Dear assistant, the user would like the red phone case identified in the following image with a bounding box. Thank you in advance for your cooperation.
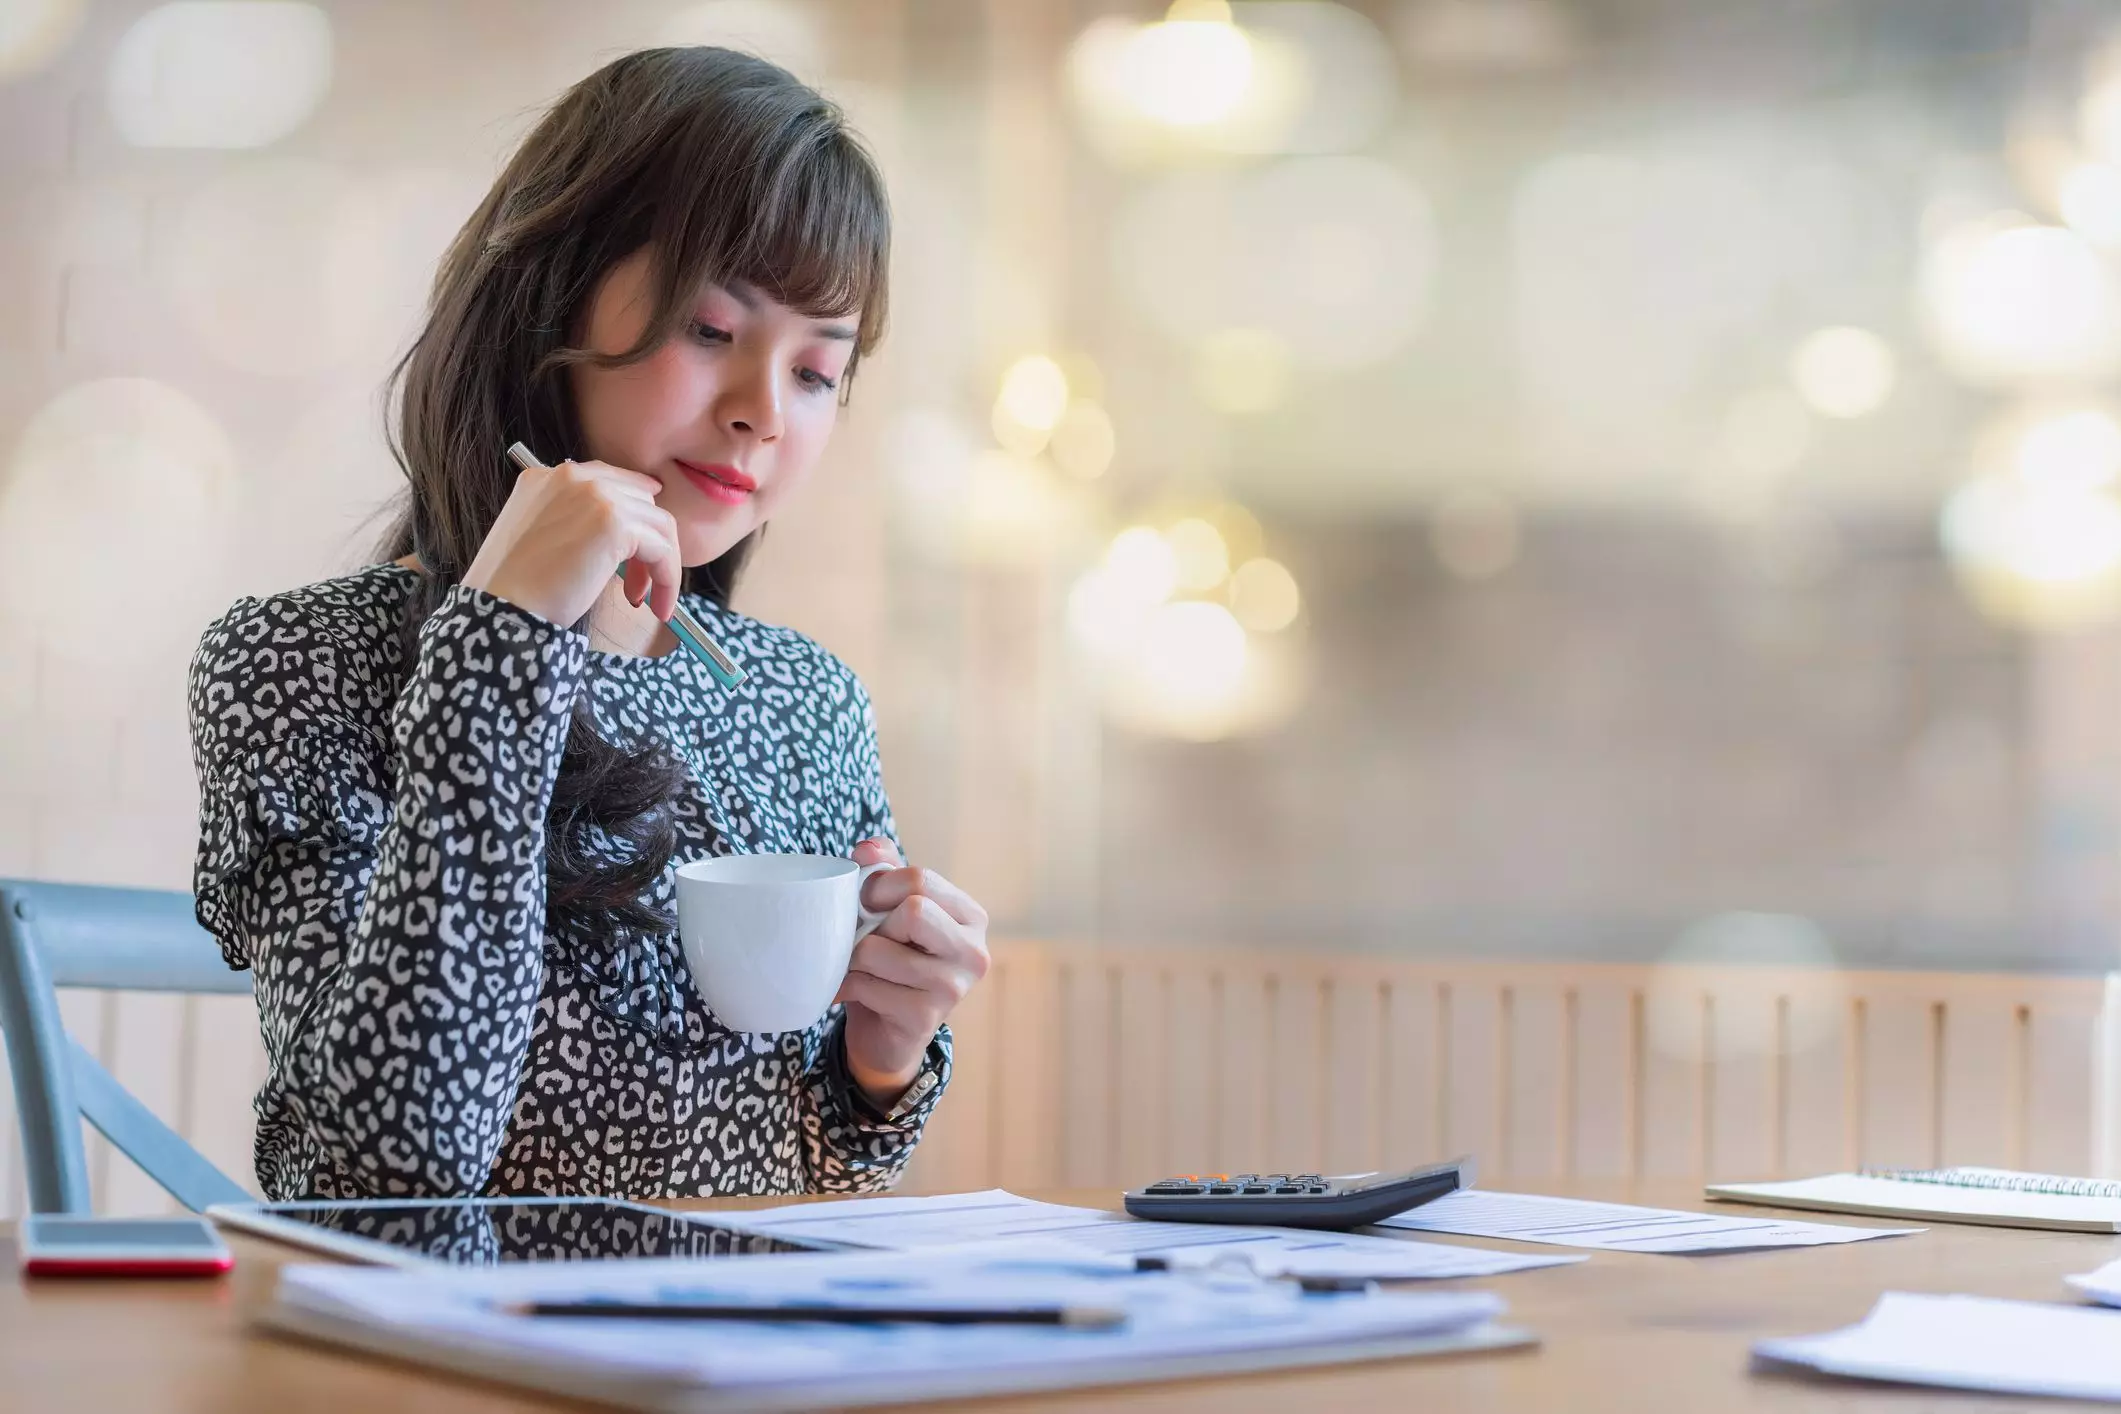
[22,1253,233,1278]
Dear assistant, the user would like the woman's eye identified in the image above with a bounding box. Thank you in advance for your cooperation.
[689,320,731,344]
[797,367,840,393]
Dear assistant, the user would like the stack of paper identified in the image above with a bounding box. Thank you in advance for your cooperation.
[1709,1172,2121,1231]
[1377,1189,1919,1253]
[1755,1292,2121,1400]
[2064,1256,2121,1305]
[711,1190,1581,1278]
[265,1239,1531,1411]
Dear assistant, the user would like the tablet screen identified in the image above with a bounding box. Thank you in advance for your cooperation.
[228,1198,823,1266]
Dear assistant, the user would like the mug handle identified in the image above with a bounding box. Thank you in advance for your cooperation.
[852,860,894,940]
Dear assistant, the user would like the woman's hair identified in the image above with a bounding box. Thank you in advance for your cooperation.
[379,46,890,947]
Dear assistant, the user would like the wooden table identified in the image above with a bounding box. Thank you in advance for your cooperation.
[3,1183,2117,1411]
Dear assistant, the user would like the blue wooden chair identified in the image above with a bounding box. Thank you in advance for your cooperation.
[0,879,253,1214]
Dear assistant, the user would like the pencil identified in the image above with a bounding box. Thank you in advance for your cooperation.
[495,1299,1127,1328]
[503,440,748,690]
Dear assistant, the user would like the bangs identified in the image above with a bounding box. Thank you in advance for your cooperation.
[635,85,891,363]
[732,131,890,345]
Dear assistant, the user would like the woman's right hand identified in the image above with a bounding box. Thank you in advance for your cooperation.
[461,457,684,628]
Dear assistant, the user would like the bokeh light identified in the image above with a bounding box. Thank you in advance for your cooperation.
[1941,466,2121,631]
[1788,326,1897,419]
[0,379,236,664]
[1195,328,1293,413]
[1229,556,1300,631]
[1919,216,2121,386]
[1107,526,1183,604]
[1068,2,1395,161]
[958,450,1085,566]
[1140,601,1247,698]
[1069,516,1305,740]
[1117,8,1254,128]
[2014,408,2121,491]
[1103,600,1252,740]
[2081,69,2121,167]
[1202,501,1266,566]
[1166,517,1231,591]
[2058,163,2121,247]
[0,0,85,81]
[1068,527,1180,657]
[1430,488,1521,579]
[1104,603,1305,742]
[1117,158,1435,371]
[997,354,1070,429]
[1049,401,1116,480]
[1210,2,1395,154]
[107,2,333,150]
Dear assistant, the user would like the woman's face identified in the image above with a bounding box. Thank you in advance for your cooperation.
[570,250,858,567]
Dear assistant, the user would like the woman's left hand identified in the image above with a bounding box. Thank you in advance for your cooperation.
[835,838,990,1111]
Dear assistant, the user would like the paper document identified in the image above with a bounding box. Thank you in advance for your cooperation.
[713,1190,1580,1279]
[1378,1189,1919,1252]
[2064,1256,2121,1305]
[1754,1292,2121,1400]
[1709,1172,2121,1232]
[268,1239,1531,1411]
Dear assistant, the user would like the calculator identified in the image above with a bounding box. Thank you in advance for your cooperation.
[1122,1157,1475,1230]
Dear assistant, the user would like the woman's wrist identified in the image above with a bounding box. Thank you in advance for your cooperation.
[845,1048,924,1113]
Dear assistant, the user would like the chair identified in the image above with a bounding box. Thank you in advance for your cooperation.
[0,879,253,1214]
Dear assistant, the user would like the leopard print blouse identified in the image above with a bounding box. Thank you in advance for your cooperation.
[187,563,949,1201]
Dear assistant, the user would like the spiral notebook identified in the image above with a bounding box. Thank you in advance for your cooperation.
[1707,1167,2121,1232]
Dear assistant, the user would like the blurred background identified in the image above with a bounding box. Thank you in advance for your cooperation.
[8,0,2121,988]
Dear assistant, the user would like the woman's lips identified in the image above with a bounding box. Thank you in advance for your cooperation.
[675,459,757,506]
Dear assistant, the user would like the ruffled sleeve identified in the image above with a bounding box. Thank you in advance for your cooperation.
[187,582,587,1197]
[192,720,391,969]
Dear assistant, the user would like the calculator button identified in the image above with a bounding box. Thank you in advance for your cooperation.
[1306,1184,1330,1194]
[1148,1182,1203,1194]
[1242,1185,1271,1194]
[1207,1184,1239,1195]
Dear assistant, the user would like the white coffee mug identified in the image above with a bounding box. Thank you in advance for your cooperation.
[674,854,892,1033]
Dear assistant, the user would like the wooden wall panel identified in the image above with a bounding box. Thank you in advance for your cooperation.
[1380,974,1440,1168]
[1858,995,1939,1171]
[3,952,2115,1211]
[1504,986,1568,1180]
[1441,981,1504,1166]
[1322,975,1384,1177]
[1705,983,1779,1182]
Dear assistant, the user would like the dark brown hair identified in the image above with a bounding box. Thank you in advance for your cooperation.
[379,47,890,946]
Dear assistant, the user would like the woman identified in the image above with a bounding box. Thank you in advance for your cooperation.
[187,47,989,1201]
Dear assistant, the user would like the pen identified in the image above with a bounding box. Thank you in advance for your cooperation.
[1131,1256,1375,1293]
[504,440,748,690]
[495,1299,1127,1328]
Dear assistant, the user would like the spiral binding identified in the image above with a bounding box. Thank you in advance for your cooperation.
[1859,1166,2121,1200]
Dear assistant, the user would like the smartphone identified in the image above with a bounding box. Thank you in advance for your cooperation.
[18,1214,234,1277]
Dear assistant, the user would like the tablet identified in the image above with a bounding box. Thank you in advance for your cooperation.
[208,1197,837,1269]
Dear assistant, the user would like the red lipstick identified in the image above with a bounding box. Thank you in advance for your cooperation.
[676,459,757,505]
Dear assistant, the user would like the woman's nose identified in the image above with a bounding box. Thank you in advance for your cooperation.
[718,361,784,442]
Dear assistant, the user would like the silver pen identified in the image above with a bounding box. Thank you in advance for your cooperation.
[505,441,747,690]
